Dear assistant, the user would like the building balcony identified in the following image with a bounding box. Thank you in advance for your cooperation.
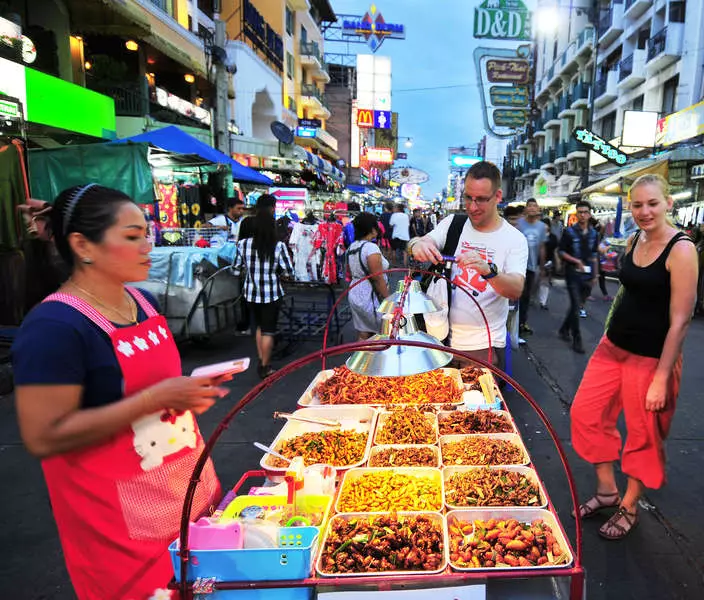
[530,155,541,173]
[618,49,647,90]
[576,26,595,58]
[147,0,167,11]
[555,141,568,164]
[533,115,546,137]
[300,83,331,118]
[646,24,684,73]
[300,42,330,83]
[624,0,652,20]
[571,81,590,109]
[566,137,587,160]
[558,92,575,118]
[598,2,625,48]
[545,104,561,129]
[542,148,556,169]
[594,69,619,107]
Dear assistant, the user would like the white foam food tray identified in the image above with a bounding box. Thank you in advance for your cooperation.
[374,410,439,446]
[443,465,548,510]
[259,406,377,476]
[297,368,464,408]
[367,444,441,468]
[446,508,574,571]
[437,409,517,436]
[334,467,444,514]
[439,433,530,467]
[316,511,448,577]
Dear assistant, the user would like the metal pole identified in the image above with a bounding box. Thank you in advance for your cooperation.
[214,18,229,155]
[581,0,599,191]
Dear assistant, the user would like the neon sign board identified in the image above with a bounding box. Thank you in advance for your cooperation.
[366,147,394,163]
[573,127,627,165]
[342,5,405,52]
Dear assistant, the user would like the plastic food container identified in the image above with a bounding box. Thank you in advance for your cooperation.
[374,409,439,446]
[260,406,377,477]
[443,465,548,510]
[439,433,530,467]
[316,511,448,577]
[297,368,464,408]
[334,467,444,514]
[368,444,441,468]
[446,508,574,571]
[437,409,517,436]
[219,493,333,530]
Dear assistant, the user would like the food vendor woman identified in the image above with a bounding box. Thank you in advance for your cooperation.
[12,185,224,599]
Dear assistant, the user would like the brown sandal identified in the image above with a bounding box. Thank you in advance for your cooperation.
[571,491,621,519]
[599,507,639,540]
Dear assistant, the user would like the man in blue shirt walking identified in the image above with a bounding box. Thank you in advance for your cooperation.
[558,200,599,353]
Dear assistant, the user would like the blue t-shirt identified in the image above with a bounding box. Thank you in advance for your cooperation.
[12,290,161,409]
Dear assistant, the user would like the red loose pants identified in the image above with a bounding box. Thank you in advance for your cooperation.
[570,336,681,489]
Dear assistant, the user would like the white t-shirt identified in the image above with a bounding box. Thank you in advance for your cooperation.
[209,214,240,240]
[426,216,528,351]
[389,212,411,241]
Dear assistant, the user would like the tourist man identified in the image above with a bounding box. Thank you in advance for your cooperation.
[517,198,547,335]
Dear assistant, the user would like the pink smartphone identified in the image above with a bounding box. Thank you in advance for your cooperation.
[191,358,250,379]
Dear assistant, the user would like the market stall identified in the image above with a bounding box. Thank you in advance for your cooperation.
[169,271,586,599]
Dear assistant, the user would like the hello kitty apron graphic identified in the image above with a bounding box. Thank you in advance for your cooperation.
[41,289,219,600]
[452,242,496,296]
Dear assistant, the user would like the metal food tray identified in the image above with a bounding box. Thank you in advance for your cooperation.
[443,465,548,510]
[374,410,439,446]
[437,409,517,436]
[439,433,531,468]
[446,508,574,571]
[334,467,444,514]
[316,511,448,578]
[367,444,441,468]
[297,368,464,408]
[259,406,378,476]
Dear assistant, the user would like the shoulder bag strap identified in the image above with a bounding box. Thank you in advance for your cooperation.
[440,214,469,314]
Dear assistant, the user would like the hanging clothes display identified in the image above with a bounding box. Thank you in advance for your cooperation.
[0,140,29,250]
[177,185,201,228]
[156,183,179,229]
[289,222,321,282]
[313,221,343,284]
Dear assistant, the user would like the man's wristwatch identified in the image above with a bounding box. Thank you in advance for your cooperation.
[481,262,499,280]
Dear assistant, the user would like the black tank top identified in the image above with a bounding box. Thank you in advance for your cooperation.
[607,231,692,358]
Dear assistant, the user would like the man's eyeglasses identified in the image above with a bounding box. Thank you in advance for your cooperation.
[576,209,590,215]
[464,191,496,205]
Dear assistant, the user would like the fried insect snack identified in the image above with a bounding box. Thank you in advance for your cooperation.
[337,471,443,512]
[314,367,461,406]
[268,430,367,467]
[460,366,484,391]
[369,446,438,467]
[445,468,541,507]
[320,513,445,574]
[438,410,514,435]
[448,516,568,568]
[442,437,524,466]
[376,407,437,445]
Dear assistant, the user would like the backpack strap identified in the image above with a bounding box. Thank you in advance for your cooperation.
[442,214,469,256]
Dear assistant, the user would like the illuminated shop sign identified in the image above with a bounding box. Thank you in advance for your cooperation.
[573,127,627,165]
[357,108,374,128]
[155,87,212,126]
[296,126,316,138]
[342,5,405,52]
[366,147,394,163]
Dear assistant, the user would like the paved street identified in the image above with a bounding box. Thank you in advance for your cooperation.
[1,279,703,599]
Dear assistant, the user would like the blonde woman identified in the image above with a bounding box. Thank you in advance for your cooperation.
[570,174,697,540]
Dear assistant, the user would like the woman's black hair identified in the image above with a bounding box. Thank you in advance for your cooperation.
[353,212,379,241]
[51,184,133,268]
[252,193,277,259]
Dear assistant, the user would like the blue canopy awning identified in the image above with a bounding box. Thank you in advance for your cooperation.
[113,126,272,185]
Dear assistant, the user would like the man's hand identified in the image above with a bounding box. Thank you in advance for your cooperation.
[575,259,585,272]
[457,251,490,276]
[411,238,443,264]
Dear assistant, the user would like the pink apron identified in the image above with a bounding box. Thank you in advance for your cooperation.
[41,288,220,600]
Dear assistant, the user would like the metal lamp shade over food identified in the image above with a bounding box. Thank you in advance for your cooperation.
[346,316,452,377]
[377,279,440,315]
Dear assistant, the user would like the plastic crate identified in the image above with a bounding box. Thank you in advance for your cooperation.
[169,525,319,584]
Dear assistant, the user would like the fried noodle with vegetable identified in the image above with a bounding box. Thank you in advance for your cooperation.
[320,513,445,574]
[314,367,461,406]
[448,516,568,569]
[268,430,367,467]
[445,468,541,507]
[369,446,438,467]
[376,407,437,444]
[442,437,524,466]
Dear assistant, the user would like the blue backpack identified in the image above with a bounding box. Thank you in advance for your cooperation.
[342,222,355,248]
